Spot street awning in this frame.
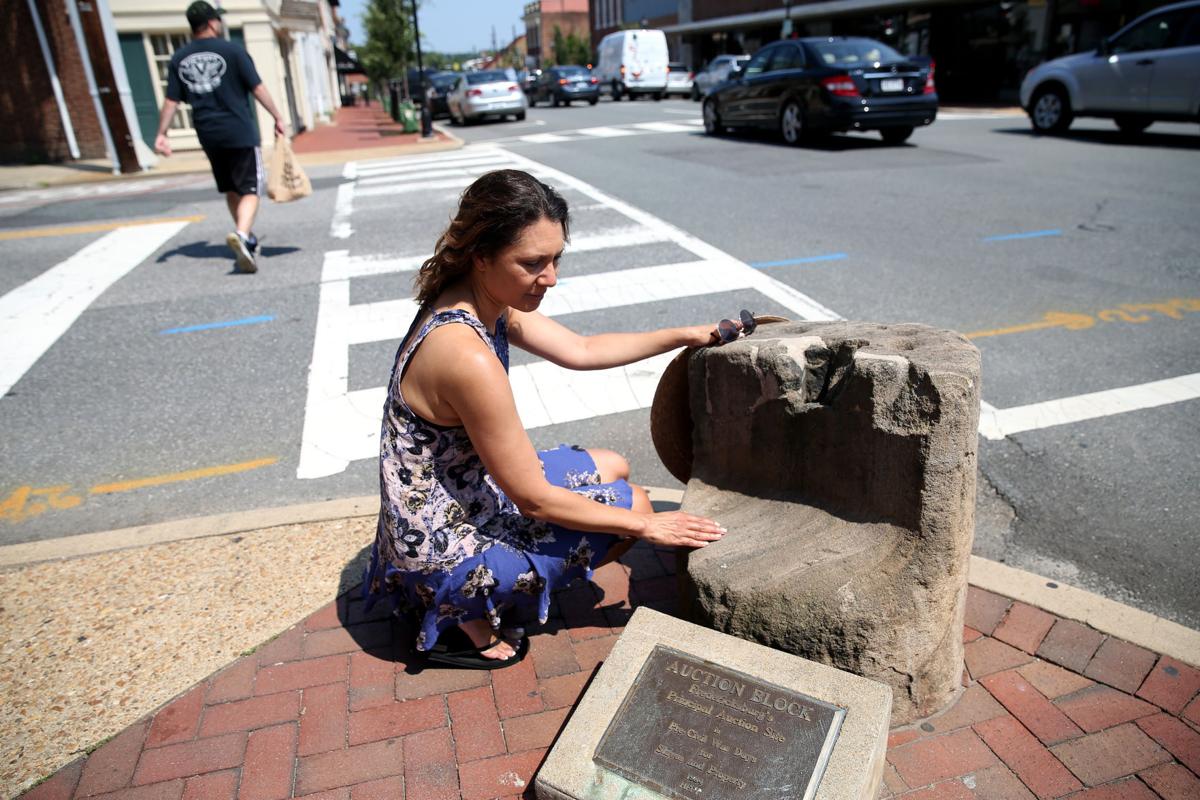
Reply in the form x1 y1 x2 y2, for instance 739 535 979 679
335 46 364 74
661 0 956 35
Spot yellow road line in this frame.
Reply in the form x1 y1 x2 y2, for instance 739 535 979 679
0 214 205 241
90 457 277 495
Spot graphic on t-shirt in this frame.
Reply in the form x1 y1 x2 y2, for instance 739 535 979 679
179 52 227 93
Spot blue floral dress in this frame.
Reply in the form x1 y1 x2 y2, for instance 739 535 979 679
363 309 633 651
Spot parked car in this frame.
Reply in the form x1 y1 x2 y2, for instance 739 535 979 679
1020 0 1200 135
702 37 937 145
533 65 600 106
518 69 541 96
447 70 528 124
426 71 460 119
691 54 749 100
665 62 694 96
595 28 669 100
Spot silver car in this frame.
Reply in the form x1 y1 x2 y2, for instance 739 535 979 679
448 70 528 125
1020 0 1200 135
690 54 749 100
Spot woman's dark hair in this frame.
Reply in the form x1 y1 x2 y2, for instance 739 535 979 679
414 169 570 307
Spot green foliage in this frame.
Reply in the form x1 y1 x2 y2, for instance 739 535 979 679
360 0 416 82
550 25 591 67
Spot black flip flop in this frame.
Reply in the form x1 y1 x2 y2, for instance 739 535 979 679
425 627 530 671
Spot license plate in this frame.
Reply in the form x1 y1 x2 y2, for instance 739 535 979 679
880 78 905 92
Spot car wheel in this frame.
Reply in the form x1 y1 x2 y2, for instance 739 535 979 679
880 126 914 145
653 92 663 101
703 98 723 136
516 111 526 121
588 97 598 106
1030 85 1072 134
780 101 805 146
612 81 622 100
1115 115 1151 135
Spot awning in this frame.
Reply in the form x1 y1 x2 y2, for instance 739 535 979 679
335 46 364 74
661 0 955 35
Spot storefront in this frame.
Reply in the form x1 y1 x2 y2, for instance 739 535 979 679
665 0 1172 104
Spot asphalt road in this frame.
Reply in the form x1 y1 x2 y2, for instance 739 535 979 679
1 97 1197 629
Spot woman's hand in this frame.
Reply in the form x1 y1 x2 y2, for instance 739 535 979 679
638 511 727 548
677 323 722 347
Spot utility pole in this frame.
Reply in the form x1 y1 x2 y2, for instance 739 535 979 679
411 0 432 137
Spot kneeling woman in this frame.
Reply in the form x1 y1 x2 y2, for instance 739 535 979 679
363 169 727 668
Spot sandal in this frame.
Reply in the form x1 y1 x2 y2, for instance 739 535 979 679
425 626 530 671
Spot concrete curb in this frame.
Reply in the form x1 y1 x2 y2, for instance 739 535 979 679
4 487 1196 667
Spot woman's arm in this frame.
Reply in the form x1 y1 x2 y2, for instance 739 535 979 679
507 309 718 370
418 324 724 547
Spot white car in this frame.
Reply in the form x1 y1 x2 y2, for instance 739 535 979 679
447 70 527 125
690 54 749 100
665 62 694 97
1020 0 1200 135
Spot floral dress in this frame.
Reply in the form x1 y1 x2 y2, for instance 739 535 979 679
362 309 633 651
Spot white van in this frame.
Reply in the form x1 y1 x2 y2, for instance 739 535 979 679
595 29 669 100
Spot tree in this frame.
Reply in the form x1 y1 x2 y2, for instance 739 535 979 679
360 0 416 95
550 25 591 67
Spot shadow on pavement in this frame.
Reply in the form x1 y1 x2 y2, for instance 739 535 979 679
993 126 1200 149
155 241 301 263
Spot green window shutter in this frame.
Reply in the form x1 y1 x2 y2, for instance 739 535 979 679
118 33 158 145
228 27 261 138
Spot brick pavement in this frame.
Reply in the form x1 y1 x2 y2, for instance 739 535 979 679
290 104 450 155
19 546 1200 800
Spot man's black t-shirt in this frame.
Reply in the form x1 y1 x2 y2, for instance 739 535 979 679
166 37 262 149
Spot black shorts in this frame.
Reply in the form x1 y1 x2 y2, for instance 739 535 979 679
204 146 263 196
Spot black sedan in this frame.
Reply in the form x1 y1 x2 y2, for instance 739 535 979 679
703 37 937 145
533 66 601 106
426 71 461 119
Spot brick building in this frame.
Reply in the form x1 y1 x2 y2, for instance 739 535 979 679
4 0 342 166
523 0 591 68
5 0 112 163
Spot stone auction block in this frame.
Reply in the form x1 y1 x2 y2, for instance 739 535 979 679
535 607 891 800
676 321 981 724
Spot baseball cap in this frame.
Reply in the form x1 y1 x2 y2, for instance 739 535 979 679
186 1 225 30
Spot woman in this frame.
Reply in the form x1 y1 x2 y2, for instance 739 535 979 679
362 169 729 668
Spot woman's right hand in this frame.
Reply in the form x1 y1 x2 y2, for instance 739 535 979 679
638 511 727 548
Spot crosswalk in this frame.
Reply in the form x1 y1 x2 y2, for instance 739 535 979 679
297 144 839 479
497 119 704 145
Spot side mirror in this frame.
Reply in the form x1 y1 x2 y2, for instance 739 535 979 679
1096 39 1110 56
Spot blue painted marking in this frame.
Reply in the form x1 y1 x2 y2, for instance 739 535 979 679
749 253 847 269
160 315 275 335
982 229 1061 242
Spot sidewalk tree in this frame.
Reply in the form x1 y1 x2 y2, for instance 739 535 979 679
360 0 418 97
550 26 590 67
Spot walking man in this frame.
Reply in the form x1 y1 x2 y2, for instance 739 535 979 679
153 1 286 274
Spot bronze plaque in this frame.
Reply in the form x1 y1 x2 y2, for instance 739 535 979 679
594 645 844 800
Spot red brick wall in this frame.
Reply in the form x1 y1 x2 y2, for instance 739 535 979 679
2 0 107 163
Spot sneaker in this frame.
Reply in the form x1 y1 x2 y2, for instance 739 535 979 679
246 232 262 255
226 232 257 274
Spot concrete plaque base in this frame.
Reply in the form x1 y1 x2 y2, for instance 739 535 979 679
535 607 891 800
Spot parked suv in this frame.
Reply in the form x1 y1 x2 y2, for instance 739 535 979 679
1020 0 1200 135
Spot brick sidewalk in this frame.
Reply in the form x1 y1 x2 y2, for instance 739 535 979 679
20 541 1200 800
291 104 449 154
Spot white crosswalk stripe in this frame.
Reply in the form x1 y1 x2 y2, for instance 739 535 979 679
297 144 838 479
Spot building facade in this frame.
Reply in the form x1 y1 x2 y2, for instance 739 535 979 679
3 0 341 165
591 0 1180 104
523 0 591 67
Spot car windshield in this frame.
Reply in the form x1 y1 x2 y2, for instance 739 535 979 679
432 74 458 89
810 39 904 66
465 71 510 85
555 66 589 77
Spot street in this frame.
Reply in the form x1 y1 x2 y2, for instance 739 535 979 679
1 97 1198 629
